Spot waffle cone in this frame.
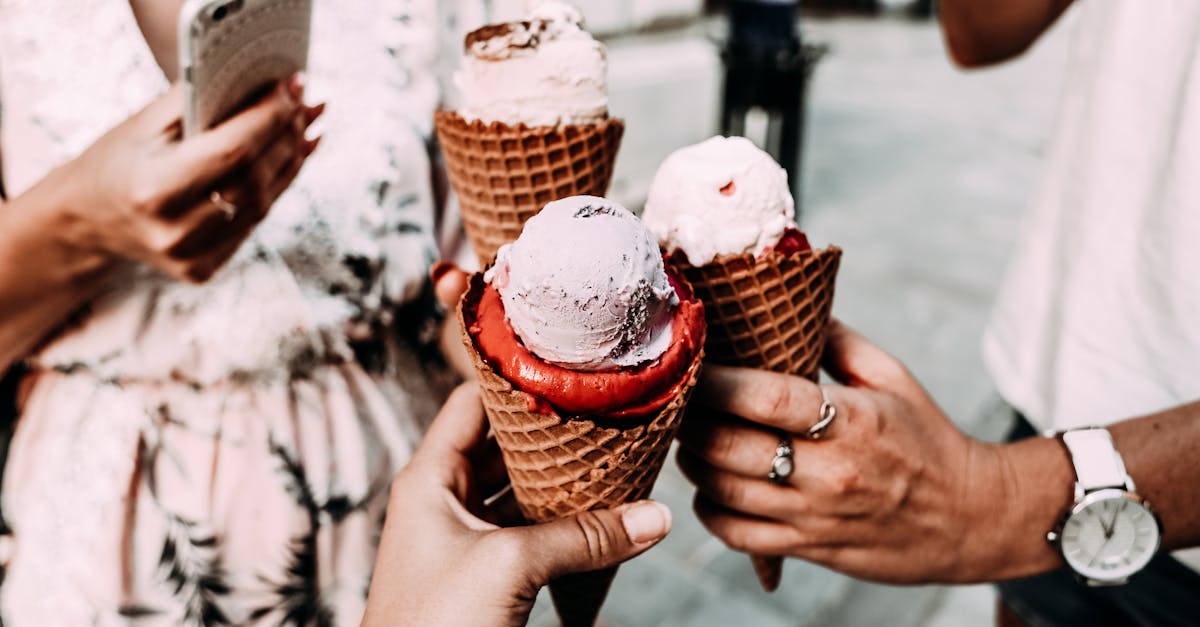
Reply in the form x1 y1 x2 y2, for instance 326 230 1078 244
435 111 625 266
457 274 704 626
670 245 842 592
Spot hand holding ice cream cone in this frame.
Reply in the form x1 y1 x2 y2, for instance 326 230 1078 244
363 384 673 627
457 195 706 625
645 136 843 591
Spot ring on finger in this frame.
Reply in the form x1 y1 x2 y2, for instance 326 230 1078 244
767 436 794 485
210 190 238 221
805 388 838 441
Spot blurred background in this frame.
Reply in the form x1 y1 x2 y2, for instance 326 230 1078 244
442 0 1077 625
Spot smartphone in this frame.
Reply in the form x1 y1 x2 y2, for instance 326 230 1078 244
179 0 313 136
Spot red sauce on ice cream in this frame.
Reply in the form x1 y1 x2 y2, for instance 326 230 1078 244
469 275 705 420
772 227 812 257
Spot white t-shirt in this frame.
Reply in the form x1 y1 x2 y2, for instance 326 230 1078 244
983 0 1200 570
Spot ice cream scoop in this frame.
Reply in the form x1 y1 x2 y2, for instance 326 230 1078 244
453 1 608 128
484 195 678 372
643 136 796 266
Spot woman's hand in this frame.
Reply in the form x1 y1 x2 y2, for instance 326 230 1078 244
52 77 323 283
432 262 476 379
675 320 1061 584
363 384 672 627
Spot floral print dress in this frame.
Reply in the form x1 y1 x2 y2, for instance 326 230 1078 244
0 1 460 624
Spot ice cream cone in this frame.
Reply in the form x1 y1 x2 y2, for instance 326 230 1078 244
458 273 704 625
669 245 842 592
435 111 625 267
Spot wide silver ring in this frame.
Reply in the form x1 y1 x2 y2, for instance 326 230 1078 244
767 437 794 485
210 190 238 221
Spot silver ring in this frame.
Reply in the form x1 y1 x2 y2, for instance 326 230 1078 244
805 388 837 440
210 190 238 221
767 436 794 485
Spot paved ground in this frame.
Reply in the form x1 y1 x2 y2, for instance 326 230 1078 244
529 12 1075 626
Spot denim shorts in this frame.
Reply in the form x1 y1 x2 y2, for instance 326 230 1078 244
997 415 1200 627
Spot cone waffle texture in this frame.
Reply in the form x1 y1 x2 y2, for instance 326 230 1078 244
457 274 704 625
435 110 626 266
671 245 842 592
671 246 842 379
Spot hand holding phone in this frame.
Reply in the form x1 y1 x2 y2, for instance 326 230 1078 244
179 0 312 136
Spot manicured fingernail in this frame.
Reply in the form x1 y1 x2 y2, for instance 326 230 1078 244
430 261 454 283
287 74 305 101
305 102 327 124
622 501 672 544
303 135 322 156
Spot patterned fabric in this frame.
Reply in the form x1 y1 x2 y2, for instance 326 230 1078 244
0 1 465 624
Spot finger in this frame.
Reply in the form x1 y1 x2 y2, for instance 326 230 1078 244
168 79 302 192
478 485 525 527
431 263 470 310
821 319 909 389
243 115 307 209
132 84 187 138
697 365 826 433
511 501 672 584
675 448 799 520
469 435 511 498
417 384 489 463
693 494 813 557
259 135 319 212
676 414 788 481
171 220 252 283
410 384 491 501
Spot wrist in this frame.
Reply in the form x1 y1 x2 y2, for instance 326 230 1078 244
958 437 1073 581
35 164 115 280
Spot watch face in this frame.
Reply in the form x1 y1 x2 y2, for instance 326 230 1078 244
1060 489 1161 583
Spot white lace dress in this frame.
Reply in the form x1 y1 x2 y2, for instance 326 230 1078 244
0 1 456 624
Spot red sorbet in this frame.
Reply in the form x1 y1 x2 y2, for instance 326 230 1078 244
772 227 812 257
469 276 705 419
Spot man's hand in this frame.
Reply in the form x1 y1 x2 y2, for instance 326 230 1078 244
676 320 1070 584
363 384 672 627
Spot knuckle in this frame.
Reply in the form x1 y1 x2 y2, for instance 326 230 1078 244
721 527 755 553
572 511 617 564
755 381 793 422
826 464 861 497
219 143 250 170
182 264 215 284
714 476 747 508
708 426 740 466
127 178 162 216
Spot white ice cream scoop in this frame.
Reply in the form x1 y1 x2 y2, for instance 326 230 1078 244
484 196 678 371
643 136 796 266
453 1 608 128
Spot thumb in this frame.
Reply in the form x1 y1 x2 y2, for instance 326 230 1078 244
431 262 470 310
821 318 909 389
515 501 672 584
129 83 187 137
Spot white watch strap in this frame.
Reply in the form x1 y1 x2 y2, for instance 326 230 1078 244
1062 428 1128 491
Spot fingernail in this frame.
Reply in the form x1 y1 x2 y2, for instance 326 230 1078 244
287 74 305 101
621 501 672 544
430 261 454 283
305 102 327 124
303 135 322 156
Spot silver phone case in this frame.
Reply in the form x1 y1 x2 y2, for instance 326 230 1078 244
179 0 312 136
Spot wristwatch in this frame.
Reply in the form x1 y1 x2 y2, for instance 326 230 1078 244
1047 427 1162 585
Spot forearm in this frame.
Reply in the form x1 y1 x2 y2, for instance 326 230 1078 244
0 166 115 374
939 0 1074 67
973 402 1200 581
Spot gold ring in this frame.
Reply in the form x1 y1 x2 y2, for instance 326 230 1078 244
210 190 238 221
